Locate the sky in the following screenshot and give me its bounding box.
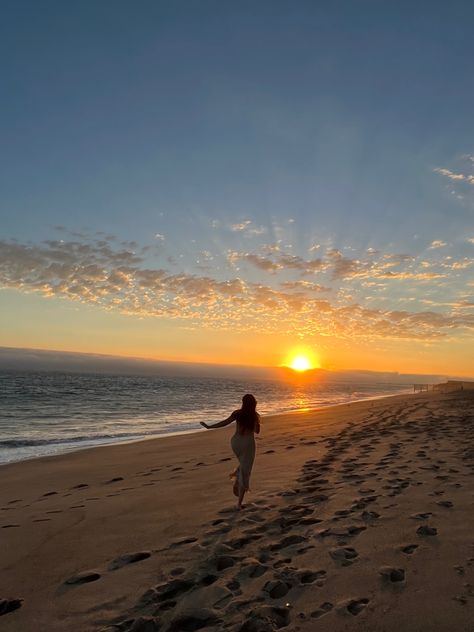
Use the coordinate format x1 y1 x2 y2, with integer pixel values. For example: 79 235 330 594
1 1 473 377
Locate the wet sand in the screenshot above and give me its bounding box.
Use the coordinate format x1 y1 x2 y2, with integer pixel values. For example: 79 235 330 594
1 391 474 631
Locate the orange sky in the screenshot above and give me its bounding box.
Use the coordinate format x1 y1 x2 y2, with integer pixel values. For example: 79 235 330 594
1 290 473 378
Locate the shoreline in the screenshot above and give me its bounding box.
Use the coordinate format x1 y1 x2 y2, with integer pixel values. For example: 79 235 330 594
0 388 412 468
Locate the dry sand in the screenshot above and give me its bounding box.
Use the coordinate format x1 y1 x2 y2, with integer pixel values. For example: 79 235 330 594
1 391 474 631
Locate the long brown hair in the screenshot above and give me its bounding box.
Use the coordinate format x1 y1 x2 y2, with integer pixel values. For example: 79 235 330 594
235 393 260 431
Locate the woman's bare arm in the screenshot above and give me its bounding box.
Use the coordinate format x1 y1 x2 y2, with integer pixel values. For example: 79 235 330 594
255 418 261 434
200 412 236 430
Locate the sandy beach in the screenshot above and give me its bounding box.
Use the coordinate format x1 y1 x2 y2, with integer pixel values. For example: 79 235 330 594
1 390 474 631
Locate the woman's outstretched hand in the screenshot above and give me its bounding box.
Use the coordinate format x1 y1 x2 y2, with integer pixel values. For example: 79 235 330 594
200 422 209 429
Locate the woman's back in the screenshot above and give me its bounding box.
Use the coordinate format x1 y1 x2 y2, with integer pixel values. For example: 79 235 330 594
234 408 260 436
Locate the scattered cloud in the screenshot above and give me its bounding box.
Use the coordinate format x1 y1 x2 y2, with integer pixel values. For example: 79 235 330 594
230 220 266 236
1 233 474 343
428 240 447 249
231 220 252 231
433 166 474 184
433 167 466 181
280 280 331 293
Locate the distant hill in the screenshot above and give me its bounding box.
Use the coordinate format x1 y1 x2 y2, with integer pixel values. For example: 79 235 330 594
0 346 461 384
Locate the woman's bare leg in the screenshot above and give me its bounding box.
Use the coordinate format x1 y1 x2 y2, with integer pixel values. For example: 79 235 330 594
237 486 246 509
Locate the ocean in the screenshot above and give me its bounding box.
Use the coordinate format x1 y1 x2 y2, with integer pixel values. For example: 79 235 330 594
0 371 411 465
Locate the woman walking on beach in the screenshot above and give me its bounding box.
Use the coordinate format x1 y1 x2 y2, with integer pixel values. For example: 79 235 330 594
200 394 260 509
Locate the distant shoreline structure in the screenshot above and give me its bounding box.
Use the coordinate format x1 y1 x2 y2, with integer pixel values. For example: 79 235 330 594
414 380 474 393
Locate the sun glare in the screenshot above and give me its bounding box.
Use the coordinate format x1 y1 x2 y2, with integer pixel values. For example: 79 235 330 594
290 355 311 372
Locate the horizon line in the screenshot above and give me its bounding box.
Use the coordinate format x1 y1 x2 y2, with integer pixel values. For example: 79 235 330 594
1 345 472 380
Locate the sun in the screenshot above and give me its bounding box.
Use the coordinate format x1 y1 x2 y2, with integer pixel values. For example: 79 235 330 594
289 355 312 372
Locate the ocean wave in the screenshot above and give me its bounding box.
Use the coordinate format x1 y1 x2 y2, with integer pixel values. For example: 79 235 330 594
0 428 185 449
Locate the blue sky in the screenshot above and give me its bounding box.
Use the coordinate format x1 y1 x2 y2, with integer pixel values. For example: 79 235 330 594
1 1 473 375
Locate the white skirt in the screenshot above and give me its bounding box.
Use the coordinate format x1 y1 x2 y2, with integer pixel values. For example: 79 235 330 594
230 432 256 491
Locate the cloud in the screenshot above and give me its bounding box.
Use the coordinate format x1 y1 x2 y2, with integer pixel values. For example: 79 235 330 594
280 280 331 293
2 236 474 342
231 220 252 231
442 258 474 270
433 167 466 181
428 240 447 249
434 166 474 184
467 238 474 245
227 250 327 275
230 220 266 236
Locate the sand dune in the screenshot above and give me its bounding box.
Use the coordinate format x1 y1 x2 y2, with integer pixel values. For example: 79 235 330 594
1 391 474 631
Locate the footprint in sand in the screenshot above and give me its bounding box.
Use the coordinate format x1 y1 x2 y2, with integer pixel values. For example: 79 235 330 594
154 578 194 601
239 606 290 631
410 512 432 520
379 566 405 583
170 537 198 548
213 555 236 571
167 609 221 632
437 500 453 508
346 598 369 616
199 573 219 587
263 579 291 598
227 579 241 592
310 602 333 619
270 535 307 551
329 547 358 566
64 571 101 585
0 598 23 616
104 477 124 484
42 491 58 497
273 557 292 569
2 524 20 528
298 569 326 584
401 544 418 554
417 525 437 536
108 551 151 571
71 483 88 490
243 560 268 578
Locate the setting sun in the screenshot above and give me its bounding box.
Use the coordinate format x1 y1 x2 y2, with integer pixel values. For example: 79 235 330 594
289 355 312 372
282 348 320 373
